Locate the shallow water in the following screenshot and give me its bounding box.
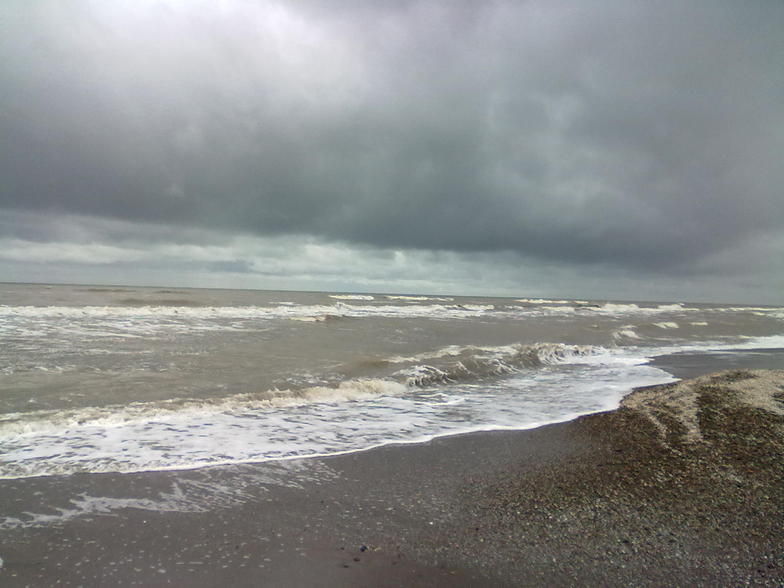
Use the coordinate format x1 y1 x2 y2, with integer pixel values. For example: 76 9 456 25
1 282 782 478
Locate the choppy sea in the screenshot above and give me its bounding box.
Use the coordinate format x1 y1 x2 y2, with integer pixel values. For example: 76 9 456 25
1 283 782 481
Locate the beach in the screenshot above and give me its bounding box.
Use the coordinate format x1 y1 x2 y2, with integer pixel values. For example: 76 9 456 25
3 0 783 584
3 1 782 583
2 350 783 587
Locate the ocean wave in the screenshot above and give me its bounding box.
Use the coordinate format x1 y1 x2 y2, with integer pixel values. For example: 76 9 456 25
117 298 210 307
750 308 784 321
587 303 699 314
387 345 469 363
506 302 704 318
516 298 589 304
386 295 454 302
0 302 502 342
0 360 676 480
3 338 630 437
718 334 784 350
0 339 654 444
714 306 784 313
613 327 642 341
329 294 375 301
377 333 784 393
289 314 344 322
599 303 655 313
652 322 679 329
11 299 770 329
0 378 408 439
640 334 784 362
0 302 494 323
1 363 86 376
657 303 686 310
399 343 612 387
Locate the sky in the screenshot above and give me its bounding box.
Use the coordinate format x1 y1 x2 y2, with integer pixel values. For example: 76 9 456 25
2 0 783 303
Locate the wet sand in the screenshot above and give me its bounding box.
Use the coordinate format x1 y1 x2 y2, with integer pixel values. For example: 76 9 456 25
2 353 783 586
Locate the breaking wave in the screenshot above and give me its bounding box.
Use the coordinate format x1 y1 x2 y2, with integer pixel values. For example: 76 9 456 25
399 343 608 387
516 298 589 304
329 294 375 301
386 295 454 302
0 302 494 323
1 343 614 439
613 327 642 342
0 379 408 439
117 298 212 307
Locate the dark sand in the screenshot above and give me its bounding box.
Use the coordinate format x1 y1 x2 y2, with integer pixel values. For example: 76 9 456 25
2 352 783 587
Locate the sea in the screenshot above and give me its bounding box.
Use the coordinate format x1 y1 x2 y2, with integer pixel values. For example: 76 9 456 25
1 282 783 485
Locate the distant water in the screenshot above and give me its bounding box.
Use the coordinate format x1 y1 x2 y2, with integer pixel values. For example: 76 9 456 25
1 282 782 479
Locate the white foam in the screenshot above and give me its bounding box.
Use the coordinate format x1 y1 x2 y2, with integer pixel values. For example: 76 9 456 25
399 343 641 387
714 306 784 313
516 298 588 304
600 303 643 312
0 462 339 529
2 292 781 481
646 334 784 359
0 301 494 330
501 302 702 319
717 334 784 350
653 322 679 329
0 347 671 479
613 326 641 341
387 345 468 363
0 301 778 332
386 295 454 302
0 378 408 438
581 303 700 315
6 299 772 346
461 304 494 311
2 489 201 530
0 303 504 351
389 342 607 368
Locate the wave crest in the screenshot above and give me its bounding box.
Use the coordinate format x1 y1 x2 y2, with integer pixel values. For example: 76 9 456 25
401 343 604 387
0 379 408 439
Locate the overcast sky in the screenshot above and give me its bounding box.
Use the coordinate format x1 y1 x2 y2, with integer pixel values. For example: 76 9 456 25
2 0 782 302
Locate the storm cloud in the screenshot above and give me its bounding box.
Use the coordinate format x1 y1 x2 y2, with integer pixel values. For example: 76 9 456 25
1 0 783 301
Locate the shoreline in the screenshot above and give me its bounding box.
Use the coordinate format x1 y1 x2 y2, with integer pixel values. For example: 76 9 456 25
7 346 781 483
1 353 783 586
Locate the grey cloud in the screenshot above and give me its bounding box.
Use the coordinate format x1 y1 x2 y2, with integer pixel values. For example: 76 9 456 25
1 0 783 283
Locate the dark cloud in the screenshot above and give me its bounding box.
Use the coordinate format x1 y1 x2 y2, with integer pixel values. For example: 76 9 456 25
1 0 782 292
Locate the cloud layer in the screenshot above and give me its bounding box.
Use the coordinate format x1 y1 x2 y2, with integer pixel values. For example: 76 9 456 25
2 1 783 301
